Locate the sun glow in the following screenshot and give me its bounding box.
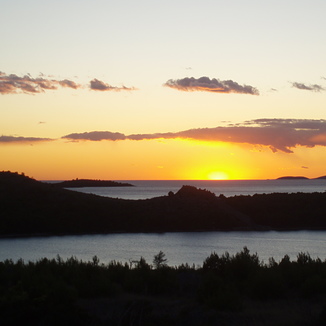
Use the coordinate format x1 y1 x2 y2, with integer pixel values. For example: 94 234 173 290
208 171 229 180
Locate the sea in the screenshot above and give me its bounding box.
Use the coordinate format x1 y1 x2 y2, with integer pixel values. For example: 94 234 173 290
61 178 326 200
1 179 326 265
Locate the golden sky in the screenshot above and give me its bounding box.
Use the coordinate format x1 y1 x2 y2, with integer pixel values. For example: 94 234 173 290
1 1 326 180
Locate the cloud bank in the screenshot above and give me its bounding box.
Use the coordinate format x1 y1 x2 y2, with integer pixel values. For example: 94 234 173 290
3 119 326 152
0 135 51 143
62 119 326 153
164 76 259 95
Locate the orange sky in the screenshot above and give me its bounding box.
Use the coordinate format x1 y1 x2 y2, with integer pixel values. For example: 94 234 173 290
1 137 326 180
1 1 326 180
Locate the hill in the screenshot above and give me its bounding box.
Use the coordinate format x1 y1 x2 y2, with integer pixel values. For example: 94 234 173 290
1 171 326 237
315 175 326 180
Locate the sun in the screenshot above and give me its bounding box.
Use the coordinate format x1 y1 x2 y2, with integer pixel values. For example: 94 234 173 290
208 171 229 180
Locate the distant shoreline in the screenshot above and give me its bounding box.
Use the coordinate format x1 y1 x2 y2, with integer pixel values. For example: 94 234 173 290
277 175 326 180
50 179 134 188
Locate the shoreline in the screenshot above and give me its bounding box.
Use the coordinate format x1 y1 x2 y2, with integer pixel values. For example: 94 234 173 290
2 226 326 240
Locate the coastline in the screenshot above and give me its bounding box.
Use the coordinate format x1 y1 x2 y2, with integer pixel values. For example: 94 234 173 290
2 172 326 238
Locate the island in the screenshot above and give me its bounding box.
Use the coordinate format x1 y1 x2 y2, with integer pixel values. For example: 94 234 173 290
277 175 326 180
277 176 309 180
51 178 134 188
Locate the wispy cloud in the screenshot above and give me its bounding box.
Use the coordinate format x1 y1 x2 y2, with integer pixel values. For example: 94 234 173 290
62 131 126 141
164 76 259 95
90 79 137 92
61 119 326 153
0 72 81 94
291 82 325 92
0 135 52 143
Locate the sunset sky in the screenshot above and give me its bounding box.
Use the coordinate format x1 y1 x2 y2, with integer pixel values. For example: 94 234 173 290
1 0 326 180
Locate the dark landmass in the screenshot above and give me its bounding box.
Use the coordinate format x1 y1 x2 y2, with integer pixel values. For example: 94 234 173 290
2 171 326 237
315 175 326 180
277 175 326 180
51 179 134 188
1 249 326 326
277 176 309 180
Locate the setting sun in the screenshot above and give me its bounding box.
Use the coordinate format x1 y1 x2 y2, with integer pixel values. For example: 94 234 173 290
208 171 229 180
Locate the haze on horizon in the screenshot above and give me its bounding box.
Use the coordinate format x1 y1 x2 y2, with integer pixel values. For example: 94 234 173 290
1 0 326 180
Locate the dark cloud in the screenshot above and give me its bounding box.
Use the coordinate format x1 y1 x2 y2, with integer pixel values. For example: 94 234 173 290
292 82 325 92
0 72 81 94
61 119 326 153
164 76 259 95
0 135 52 143
90 79 136 92
62 131 126 141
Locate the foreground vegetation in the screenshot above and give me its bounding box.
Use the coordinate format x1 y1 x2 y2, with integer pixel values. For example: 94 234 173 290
1 248 326 325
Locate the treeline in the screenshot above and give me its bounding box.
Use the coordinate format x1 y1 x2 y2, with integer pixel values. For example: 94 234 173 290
1 248 326 325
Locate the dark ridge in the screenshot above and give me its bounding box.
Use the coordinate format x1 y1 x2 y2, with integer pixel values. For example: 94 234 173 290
175 185 216 200
314 175 326 180
51 179 134 188
277 176 309 180
2 171 326 237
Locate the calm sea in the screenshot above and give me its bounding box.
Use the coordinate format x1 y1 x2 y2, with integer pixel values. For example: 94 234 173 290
1 231 326 266
63 179 326 200
1 179 326 265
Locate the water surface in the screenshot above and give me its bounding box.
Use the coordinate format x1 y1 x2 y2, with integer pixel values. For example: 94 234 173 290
1 231 325 266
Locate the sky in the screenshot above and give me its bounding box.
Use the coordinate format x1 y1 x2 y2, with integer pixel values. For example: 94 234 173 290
1 0 326 180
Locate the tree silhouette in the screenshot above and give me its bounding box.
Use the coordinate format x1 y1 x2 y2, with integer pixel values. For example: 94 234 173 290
153 251 167 269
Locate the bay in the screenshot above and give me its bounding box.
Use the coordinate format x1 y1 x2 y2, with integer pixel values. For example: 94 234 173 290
2 179 326 265
1 231 326 266
65 179 326 200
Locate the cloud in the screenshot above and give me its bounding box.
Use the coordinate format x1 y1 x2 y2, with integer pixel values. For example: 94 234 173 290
0 72 81 94
0 135 52 143
59 79 80 89
61 119 326 153
163 76 259 95
90 79 136 92
62 131 126 141
3 119 326 153
291 82 325 92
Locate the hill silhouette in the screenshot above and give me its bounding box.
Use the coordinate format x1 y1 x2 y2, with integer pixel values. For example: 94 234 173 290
277 175 326 180
277 176 309 180
1 171 326 237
